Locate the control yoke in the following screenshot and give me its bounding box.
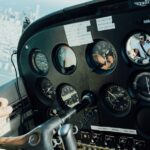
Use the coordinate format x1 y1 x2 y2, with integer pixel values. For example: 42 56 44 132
0 92 95 150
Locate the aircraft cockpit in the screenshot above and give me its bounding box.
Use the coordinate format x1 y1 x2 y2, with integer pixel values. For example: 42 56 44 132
0 0 150 150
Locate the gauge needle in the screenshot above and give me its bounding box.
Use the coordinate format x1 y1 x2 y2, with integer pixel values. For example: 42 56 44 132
146 77 150 94
108 91 117 100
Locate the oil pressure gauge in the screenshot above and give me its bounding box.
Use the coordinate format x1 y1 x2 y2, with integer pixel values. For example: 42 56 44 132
102 85 132 117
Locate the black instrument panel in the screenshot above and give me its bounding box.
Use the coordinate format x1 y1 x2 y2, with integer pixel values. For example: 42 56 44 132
18 2 150 149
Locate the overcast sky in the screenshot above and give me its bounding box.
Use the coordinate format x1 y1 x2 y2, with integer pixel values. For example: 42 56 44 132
0 0 91 17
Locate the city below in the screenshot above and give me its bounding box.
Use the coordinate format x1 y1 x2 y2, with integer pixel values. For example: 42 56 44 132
0 6 40 86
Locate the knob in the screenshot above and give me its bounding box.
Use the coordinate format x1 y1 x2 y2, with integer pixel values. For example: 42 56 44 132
134 140 145 150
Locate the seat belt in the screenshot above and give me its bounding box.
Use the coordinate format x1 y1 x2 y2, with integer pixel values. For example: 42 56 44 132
140 43 150 57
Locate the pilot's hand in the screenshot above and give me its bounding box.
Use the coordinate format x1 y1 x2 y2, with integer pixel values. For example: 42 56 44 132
101 63 111 70
93 53 106 65
107 55 114 64
0 98 13 118
101 56 114 70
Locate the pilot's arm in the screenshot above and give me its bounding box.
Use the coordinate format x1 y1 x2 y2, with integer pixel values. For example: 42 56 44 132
0 98 13 118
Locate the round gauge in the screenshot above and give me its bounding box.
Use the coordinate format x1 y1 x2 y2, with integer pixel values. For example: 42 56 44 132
39 78 56 100
133 72 150 102
126 32 150 65
54 45 76 74
59 85 79 108
89 40 117 72
31 50 49 74
103 85 131 116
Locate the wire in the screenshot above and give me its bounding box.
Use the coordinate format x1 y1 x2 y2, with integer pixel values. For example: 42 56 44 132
10 50 25 126
11 50 34 133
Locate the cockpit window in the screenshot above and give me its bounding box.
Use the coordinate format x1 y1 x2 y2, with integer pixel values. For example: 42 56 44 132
0 0 89 86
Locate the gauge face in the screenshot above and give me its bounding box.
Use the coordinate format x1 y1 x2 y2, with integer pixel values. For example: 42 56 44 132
126 32 150 65
32 50 49 74
91 40 117 71
39 78 56 100
59 85 79 108
103 85 131 116
55 45 76 74
133 72 150 101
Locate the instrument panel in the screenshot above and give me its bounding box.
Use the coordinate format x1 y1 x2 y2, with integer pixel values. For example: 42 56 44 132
17 1 150 149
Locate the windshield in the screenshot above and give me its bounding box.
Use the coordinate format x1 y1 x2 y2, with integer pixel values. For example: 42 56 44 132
0 0 90 86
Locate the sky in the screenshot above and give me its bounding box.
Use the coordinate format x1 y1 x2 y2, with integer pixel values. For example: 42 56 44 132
0 0 91 17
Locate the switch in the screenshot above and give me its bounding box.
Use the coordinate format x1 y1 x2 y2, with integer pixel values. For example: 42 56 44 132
105 135 115 148
119 137 127 148
92 133 103 146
